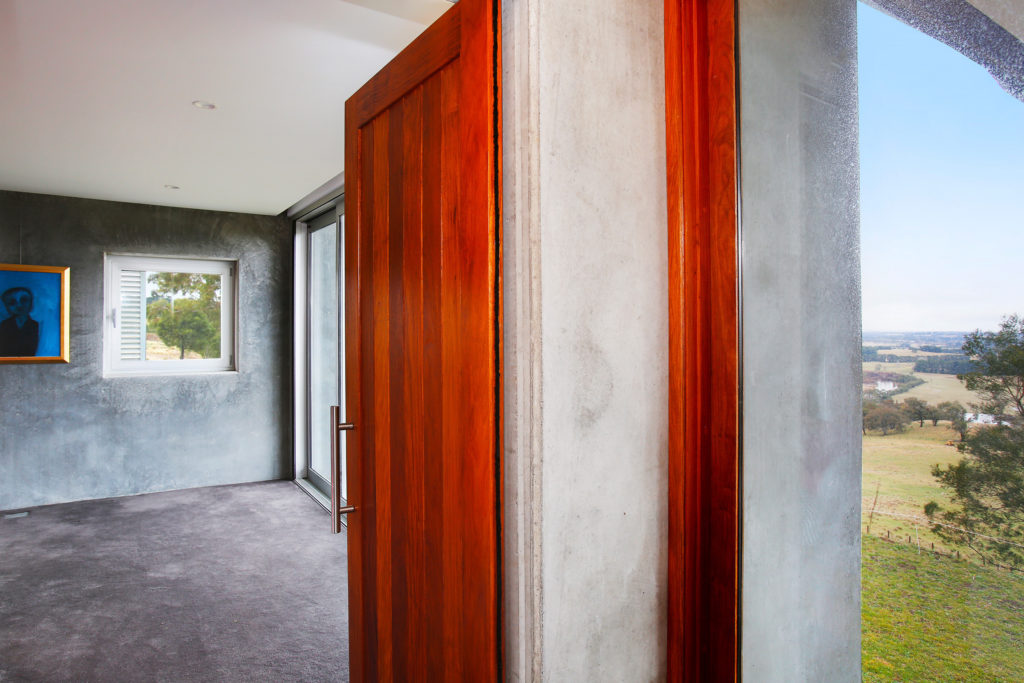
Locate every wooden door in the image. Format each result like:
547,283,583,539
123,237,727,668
343,1,501,680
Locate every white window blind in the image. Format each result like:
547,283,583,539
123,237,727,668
118,269,146,361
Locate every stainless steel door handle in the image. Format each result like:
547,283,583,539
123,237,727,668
330,405,356,533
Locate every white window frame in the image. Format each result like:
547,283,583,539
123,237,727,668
103,254,237,376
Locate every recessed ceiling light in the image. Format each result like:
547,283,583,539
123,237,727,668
164,184,180,190
192,100,216,110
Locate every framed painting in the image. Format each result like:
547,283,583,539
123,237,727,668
0,264,70,364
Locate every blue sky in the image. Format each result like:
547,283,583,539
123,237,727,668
859,3,1024,332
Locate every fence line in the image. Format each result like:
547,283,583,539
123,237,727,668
866,530,1024,576
864,508,1024,551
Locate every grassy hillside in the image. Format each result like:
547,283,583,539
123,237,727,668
863,535,1024,681
864,361,916,375
901,373,981,406
862,423,963,555
863,360,981,405
862,346,1024,680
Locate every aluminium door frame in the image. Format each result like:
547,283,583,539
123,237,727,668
293,197,346,512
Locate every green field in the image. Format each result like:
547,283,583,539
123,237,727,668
901,373,981,406
861,345,1024,679
863,536,1024,682
863,361,982,406
864,360,983,409
863,383,1024,680
863,423,963,555
861,359,985,555
864,361,916,375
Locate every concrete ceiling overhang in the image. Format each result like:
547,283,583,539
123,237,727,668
864,0,1024,102
0,0,450,215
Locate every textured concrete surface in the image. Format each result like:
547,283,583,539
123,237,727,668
0,481,348,682
864,0,1024,101
738,0,863,680
501,0,669,679
500,1,542,679
0,191,292,510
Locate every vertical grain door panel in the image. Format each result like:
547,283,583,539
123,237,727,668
343,1,501,680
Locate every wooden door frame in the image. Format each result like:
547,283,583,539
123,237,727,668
664,0,741,680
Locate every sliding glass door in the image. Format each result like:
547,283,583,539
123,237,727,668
302,208,344,501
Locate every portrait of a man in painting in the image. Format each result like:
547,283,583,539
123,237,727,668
0,286,40,356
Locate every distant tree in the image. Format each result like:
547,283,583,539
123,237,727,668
863,398,879,435
937,400,958,420
149,272,221,305
149,298,215,360
927,316,1024,567
901,397,931,427
914,355,975,375
863,346,880,362
936,401,968,440
926,425,1024,567
950,404,970,442
147,273,221,359
865,402,909,436
959,315,1024,423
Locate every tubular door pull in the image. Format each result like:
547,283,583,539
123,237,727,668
330,406,355,533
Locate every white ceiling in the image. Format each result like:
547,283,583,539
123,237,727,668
2,0,1017,218
0,0,450,216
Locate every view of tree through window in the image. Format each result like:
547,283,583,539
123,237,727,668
859,4,1024,680
144,271,222,360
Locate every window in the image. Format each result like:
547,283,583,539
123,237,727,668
859,4,1024,680
103,254,236,375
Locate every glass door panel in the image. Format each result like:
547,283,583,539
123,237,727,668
307,213,340,495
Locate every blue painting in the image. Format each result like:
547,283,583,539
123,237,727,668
0,265,69,361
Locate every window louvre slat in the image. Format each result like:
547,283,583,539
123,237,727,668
118,270,146,360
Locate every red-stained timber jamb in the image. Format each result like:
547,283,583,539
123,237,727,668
665,1,740,681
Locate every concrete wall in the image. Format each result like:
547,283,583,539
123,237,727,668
864,0,1024,102
738,0,862,680
0,191,292,510
503,0,669,679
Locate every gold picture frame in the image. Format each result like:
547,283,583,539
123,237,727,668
0,264,70,364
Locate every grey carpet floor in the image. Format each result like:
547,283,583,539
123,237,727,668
0,481,349,683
